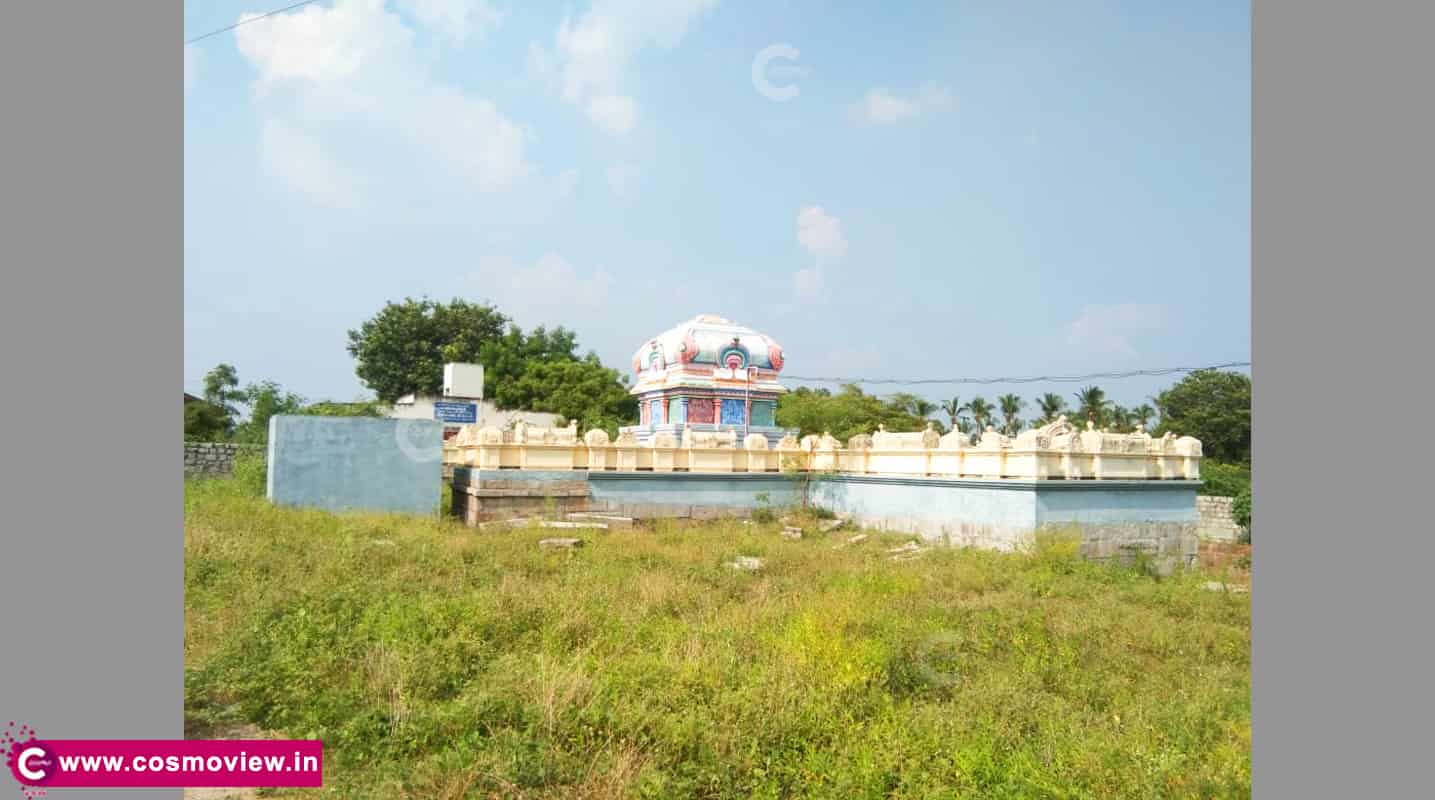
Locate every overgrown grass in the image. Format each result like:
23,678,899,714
185,478,1250,798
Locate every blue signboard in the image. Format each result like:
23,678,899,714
433,401,478,424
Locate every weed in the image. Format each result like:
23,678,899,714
185,485,1250,798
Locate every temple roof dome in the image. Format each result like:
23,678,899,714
631,314,786,377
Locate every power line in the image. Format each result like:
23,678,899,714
781,361,1251,387
185,0,323,46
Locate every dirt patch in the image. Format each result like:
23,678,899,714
1199,540,1251,585
181,722,265,800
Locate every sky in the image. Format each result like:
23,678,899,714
184,0,1250,416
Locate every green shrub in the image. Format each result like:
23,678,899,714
1200,461,1250,497
1232,487,1252,542
230,452,268,498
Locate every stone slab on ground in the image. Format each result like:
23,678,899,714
539,537,585,549
566,512,635,528
727,556,764,571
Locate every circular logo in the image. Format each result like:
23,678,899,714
751,43,801,102
12,741,57,785
395,418,442,464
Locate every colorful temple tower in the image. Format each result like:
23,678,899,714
622,314,797,446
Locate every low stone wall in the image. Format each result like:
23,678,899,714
449,468,1200,573
450,469,594,524
1197,495,1244,541
184,442,264,477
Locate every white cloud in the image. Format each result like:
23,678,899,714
259,120,365,209
848,82,952,125
796,206,847,261
184,44,200,90
792,266,824,294
586,94,637,135
474,253,615,310
234,0,564,221
605,162,639,196
789,205,845,305
1063,303,1169,358
394,0,502,41
542,0,719,136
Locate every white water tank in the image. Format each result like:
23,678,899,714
442,363,484,399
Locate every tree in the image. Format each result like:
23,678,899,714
300,400,389,417
184,400,230,441
1074,385,1111,428
888,392,938,421
997,394,1026,436
1035,393,1067,425
202,363,244,424
940,396,968,432
962,396,995,433
1133,404,1156,430
346,298,511,402
776,384,934,441
496,355,638,437
1154,370,1251,463
232,381,306,444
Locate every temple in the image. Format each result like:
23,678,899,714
621,314,798,447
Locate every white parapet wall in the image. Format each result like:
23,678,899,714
443,415,1203,482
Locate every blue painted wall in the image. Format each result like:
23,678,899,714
267,415,443,515
1035,484,1199,525
589,472,802,510
813,476,1039,530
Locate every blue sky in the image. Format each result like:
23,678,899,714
184,0,1250,414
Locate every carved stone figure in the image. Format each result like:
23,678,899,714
938,428,970,450
978,425,1010,450
922,421,941,449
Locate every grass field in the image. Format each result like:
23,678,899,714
184,470,1250,799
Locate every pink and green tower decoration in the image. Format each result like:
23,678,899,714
623,314,796,446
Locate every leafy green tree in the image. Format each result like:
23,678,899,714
1035,393,1067,425
1232,487,1252,540
888,392,939,421
777,384,933,441
346,298,511,402
495,355,638,437
232,381,306,444
997,393,1026,435
1154,370,1251,464
184,400,230,441
300,400,389,417
202,363,244,424
1074,385,1111,428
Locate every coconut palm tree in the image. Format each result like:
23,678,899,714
997,393,1025,435
1147,395,1166,429
887,392,938,421
963,396,995,434
1110,404,1133,432
1036,392,1066,425
1133,403,1156,430
1074,385,1110,428
940,396,967,432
